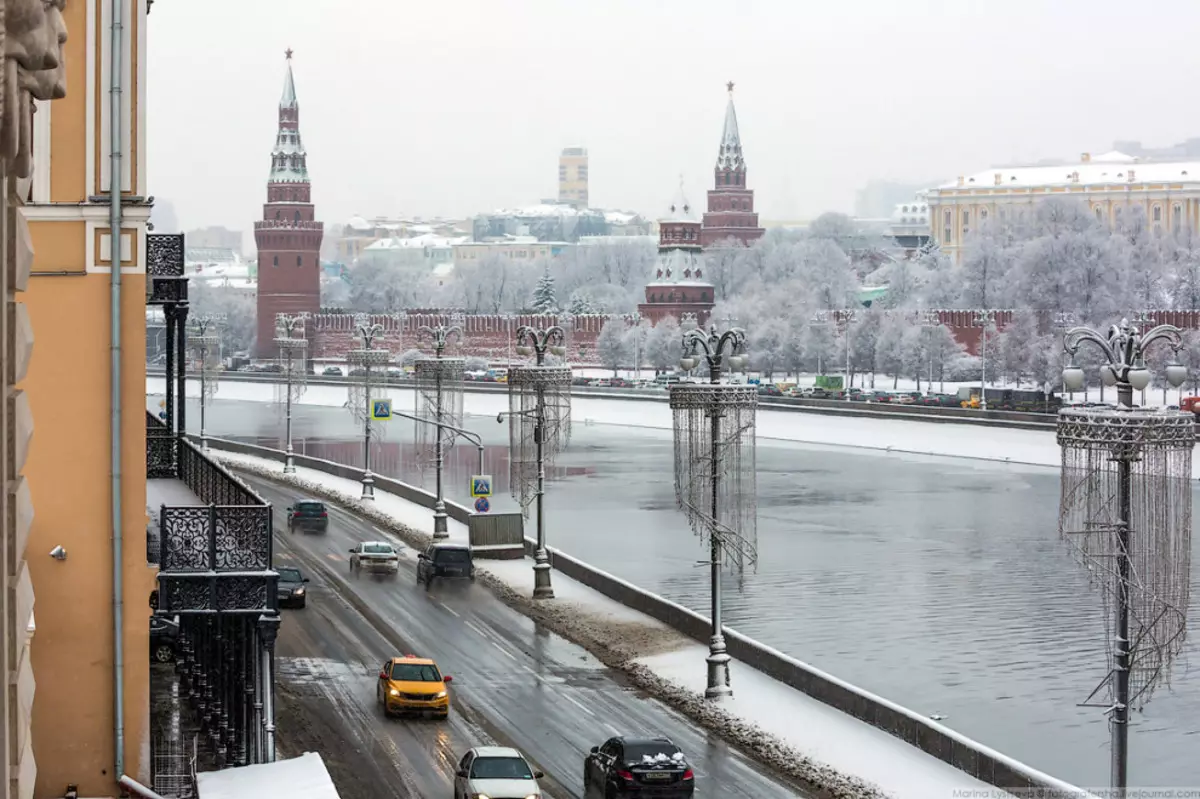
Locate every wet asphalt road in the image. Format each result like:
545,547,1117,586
253,475,808,798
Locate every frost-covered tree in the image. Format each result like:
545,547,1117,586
927,324,966,392
958,222,1013,308
623,318,653,372
644,317,681,374
532,265,558,314
595,317,628,375
748,318,788,379
878,257,922,309
450,253,536,314
915,244,957,308
189,282,257,355
849,309,883,387
1167,225,1200,310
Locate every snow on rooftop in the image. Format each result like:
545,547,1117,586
346,215,371,231
364,233,465,251
196,752,339,799
940,151,1200,190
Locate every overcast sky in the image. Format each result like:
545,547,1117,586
148,0,1200,235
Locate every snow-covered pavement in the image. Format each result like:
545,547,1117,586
209,447,1086,799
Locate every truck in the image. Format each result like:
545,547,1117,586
814,374,844,390
957,386,1062,413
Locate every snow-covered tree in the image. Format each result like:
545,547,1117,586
623,318,653,372
595,317,629,375
748,318,788,379
1167,225,1200,310
915,244,957,308
188,281,257,355
927,324,966,392
958,222,1013,309
644,317,681,374
399,348,426,367
532,265,558,314
878,257,923,309
567,291,595,315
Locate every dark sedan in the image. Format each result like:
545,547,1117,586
277,566,309,609
584,736,695,798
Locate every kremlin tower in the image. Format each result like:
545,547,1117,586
254,50,324,358
637,181,715,326
700,82,764,247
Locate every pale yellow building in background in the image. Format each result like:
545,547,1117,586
927,150,1200,260
558,146,588,208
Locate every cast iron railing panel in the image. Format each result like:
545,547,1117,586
178,440,265,507
160,506,271,572
148,233,185,277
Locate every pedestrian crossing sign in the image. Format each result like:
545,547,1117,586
470,475,493,498
371,399,392,420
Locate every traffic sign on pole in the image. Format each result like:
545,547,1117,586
470,475,493,498
371,398,392,420
474,497,490,513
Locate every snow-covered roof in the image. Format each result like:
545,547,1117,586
346,215,372,231
604,210,642,225
660,181,698,223
197,752,339,799
940,151,1200,190
364,233,466,251
488,203,591,218
431,262,455,277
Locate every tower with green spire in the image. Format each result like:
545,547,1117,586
255,49,324,357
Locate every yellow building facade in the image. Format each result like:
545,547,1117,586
5,0,154,795
926,151,1200,261
558,146,588,208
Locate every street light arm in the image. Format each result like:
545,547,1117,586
1064,326,1118,363
681,328,714,358
1140,325,1184,357
715,328,746,358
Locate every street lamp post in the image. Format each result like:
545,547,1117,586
415,315,465,539
1060,318,1190,796
810,311,829,380
673,324,757,700
1052,311,1077,402
842,309,856,399
503,320,571,599
972,310,997,410
188,315,223,451
920,310,940,393
274,313,308,474
347,314,391,501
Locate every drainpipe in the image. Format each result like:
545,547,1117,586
110,0,126,778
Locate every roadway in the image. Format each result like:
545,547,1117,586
255,473,810,798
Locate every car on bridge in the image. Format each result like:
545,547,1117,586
416,543,475,588
277,566,309,609
377,655,452,718
585,736,695,798
287,499,329,533
349,541,400,577
455,746,544,799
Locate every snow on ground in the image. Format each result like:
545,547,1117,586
196,751,339,799
638,645,1027,799
210,448,1074,799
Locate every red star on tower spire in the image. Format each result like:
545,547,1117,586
285,48,293,60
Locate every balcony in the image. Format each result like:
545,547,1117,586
146,410,280,768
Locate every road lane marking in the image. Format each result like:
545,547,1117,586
560,692,595,718
325,553,345,562
435,601,461,618
490,642,517,661
464,620,491,639
276,552,294,560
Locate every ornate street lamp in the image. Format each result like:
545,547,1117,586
414,314,465,539
347,313,392,501
187,315,223,450
671,324,757,700
502,316,572,599
274,313,308,474
842,309,856,399
920,310,941,393
1058,317,1191,794
971,309,997,410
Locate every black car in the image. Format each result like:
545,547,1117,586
585,736,694,798
287,499,328,533
323,366,343,376
277,566,310,608
150,615,179,663
416,543,475,587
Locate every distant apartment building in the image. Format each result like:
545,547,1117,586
332,215,470,263
360,233,465,270
185,225,244,254
888,194,932,252
453,238,567,265
926,150,1200,260
558,146,589,207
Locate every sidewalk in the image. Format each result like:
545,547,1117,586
217,448,1041,799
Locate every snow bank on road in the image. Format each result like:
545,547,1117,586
148,376,1062,468
218,450,1024,799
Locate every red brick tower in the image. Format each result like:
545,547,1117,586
254,49,324,358
700,82,764,247
638,181,715,325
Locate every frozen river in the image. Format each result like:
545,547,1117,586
182,395,1200,788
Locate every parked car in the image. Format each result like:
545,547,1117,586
287,499,329,533
277,566,310,609
584,736,695,798
150,614,179,663
322,366,343,376
416,543,475,587
349,541,400,576
455,747,544,799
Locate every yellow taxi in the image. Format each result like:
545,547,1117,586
376,655,452,718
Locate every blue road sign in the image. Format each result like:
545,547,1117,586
371,399,392,420
474,497,490,513
470,475,493,498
